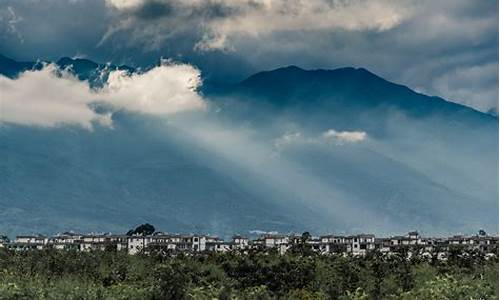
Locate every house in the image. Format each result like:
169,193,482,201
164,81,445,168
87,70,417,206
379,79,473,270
107,235,129,251
9,235,48,250
306,238,322,252
347,234,375,255
15,234,48,245
174,235,207,252
79,234,129,252
375,238,392,253
146,234,180,253
49,232,82,250
261,234,289,254
231,235,249,250
319,235,348,254
138,234,209,254
206,237,231,252
408,231,419,240
127,235,152,255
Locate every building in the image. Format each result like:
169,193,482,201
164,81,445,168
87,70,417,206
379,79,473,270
347,234,375,255
127,235,152,255
49,232,82,250
231,235,249,250
0,229,497,258
320,235,349,254
9,235,48,251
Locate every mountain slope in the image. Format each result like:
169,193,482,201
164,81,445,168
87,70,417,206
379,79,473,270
0,56,497,237
215,65,494,124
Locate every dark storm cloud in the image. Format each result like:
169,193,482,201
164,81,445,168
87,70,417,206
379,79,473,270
0,0,497,112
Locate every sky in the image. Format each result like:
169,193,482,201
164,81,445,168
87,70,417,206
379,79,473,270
0,0,498,113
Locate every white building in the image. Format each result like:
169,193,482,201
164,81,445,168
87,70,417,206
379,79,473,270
49,232,82,250
231,235,249,250
206,237,231,252
127,235,152,255
262,234,289,254
320,235,348,254
10,235,48,250
347,234,375,255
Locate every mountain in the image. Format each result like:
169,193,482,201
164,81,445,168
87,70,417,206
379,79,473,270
0,54,39,78
56,57,134,85
0,56,497,237
211,65,493,127
0,54,133,85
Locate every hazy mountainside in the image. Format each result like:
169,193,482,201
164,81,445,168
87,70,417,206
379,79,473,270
0,114,313,237
0,55,498,237
209,65,494,131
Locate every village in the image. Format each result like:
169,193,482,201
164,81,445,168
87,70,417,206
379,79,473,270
0,229,497,258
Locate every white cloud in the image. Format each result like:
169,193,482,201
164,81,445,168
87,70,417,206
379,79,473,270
197,0,409,51
0,64,106,129
102,60,205,115
322,129,367,144
273,129,367,150
0,61,205,129
105,0,144,10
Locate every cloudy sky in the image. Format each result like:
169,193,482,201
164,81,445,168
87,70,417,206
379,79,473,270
0,0,498,113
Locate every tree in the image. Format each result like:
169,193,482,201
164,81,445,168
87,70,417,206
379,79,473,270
126,223,155,236
0,235,9,243
301,232,311,242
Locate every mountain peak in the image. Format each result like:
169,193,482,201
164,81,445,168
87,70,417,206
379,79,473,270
277,65,306,72
57,57,99,69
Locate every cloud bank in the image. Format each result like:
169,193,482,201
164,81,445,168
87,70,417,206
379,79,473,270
103,0,408,51
0,61,205,128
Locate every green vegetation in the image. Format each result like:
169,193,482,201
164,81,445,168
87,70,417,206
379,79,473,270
0,248,497,300
126,224,156,236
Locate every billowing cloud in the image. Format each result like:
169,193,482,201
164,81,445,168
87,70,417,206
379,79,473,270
103,60,205,115
0,64,108,129
103,0,409,51
0,61,205,128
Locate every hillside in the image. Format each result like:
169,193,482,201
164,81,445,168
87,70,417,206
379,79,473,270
0,55,497,237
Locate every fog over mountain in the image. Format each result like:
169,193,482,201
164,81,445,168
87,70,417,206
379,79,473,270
0,55,497,237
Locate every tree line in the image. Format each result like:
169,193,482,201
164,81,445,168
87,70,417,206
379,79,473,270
0,244,497,299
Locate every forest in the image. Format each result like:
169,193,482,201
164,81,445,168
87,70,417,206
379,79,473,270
0,245,497,300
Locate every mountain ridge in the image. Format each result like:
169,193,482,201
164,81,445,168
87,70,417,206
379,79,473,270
234,64,494,121
0,54,497,237
0,54,495,119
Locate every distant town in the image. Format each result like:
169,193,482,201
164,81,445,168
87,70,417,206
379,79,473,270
1,225,497,258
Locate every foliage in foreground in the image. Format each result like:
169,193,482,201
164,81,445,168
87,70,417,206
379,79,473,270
0,248,497,300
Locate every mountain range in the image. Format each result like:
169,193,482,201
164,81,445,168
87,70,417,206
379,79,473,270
0,55,497,238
